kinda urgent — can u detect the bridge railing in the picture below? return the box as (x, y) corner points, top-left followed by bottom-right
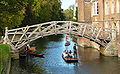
(4, 21), (117, 50)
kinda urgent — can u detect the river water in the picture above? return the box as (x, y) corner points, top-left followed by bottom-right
(10, 35), (120, 74)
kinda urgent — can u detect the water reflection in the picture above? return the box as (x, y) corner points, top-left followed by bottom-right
(30, 35), (78, 74)
(30, 35), (64, 53)
(78, 47), (100, 62)
(10, 35), (120, 74)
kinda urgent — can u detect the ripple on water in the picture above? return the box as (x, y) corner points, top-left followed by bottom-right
(10, 35), (120, 74)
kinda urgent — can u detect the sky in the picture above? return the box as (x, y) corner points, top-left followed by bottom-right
(61, 0), (75, 9)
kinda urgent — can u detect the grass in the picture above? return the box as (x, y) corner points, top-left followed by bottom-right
(0, 44), (10, 73)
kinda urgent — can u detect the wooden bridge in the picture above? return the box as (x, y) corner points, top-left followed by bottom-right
(3, 21), (117, 50)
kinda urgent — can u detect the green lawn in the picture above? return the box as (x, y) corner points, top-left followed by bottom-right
(0, 44), (10, 73)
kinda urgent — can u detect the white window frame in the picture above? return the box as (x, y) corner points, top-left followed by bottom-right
(92, 1), (99, 16)
(111, 1), (114, 14)
(105, 2), (109, 15)
(116, 0), (120, 13)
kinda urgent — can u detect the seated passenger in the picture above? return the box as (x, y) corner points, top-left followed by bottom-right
(68, 50), (74, 58)
(63, 52), (69, 58)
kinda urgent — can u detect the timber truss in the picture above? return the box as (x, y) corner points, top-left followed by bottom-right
(4, 21), (117, 50)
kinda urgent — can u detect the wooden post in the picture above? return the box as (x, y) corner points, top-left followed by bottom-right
(3, 27), (8, 44)
(111, 28), (117, 40)
(3, 27), (19, 59)
(69, 21), (72, 34)
(82, 25), (87, 36)
(96, 27), (102, 40)
(54, 21), (57, 35)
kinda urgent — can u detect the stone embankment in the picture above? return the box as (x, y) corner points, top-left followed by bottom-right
(74, 36), (118, 57)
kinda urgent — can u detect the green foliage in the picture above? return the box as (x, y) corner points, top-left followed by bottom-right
(22, 0), (65, 26)
(0, 0), (65, 29)
(33, 0), (64, 23)
(63, 5), (74, 21)
(69, 18), (77, 22)
(0, 0), (25, 29)
(0, 44), (10, 73)
(68, 5), (74, 10)
(63, 9), (73, 21)
(0, 44), (9, 57)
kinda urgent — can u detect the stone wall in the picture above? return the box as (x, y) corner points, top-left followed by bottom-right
(78, 0), (91, 22)
(104, 40), (118, 56)
(77, 37), (100, 50)
(75, 36), (118, 57)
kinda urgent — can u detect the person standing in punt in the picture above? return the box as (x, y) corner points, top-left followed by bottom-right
(73, 44), (78, 58)
(66, 36), (69, 41)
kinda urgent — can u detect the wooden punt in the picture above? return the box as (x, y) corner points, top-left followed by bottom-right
(62, 53), (78, 63)
(27, 47), (44, 57)
(29, 51), (44, 57)
(65, 41), (70, 46)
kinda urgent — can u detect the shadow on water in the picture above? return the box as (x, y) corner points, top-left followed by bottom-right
(30, 34), (64, 53)
(78, 47), (100, 62)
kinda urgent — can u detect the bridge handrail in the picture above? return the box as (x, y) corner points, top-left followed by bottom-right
(7, 21), (117, 32)
(8, 21), (73, 32)
(7, 21), (55, 32)
(4, 21), (117, 50)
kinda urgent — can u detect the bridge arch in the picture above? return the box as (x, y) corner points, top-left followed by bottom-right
(4, 21), (117, 50)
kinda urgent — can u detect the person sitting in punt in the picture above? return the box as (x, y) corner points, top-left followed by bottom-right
(27, 44), (36, 52)
(64, 50), (68, 53)
(68, 50), (74, 58)
(27, 44), (30, 49)
(63, 50), (69, 58)
(63, 52), (69, 58)
(20, 47), (27, 55)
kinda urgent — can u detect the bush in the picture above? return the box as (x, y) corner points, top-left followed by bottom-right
(0, 44), (10, 73)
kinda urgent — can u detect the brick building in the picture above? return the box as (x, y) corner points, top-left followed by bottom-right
(76, 0), (120, 28)
(77, 0), (91, 23)
(73, 0), (78, 20)
(91, 0), (120, 28)
(76, 0), (120, 57)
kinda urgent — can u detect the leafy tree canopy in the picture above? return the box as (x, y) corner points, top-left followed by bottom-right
(0, 0), (65, 30)
(63, 5), (74, 21)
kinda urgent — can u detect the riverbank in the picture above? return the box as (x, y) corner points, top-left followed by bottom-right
(0, 44), (11, 74)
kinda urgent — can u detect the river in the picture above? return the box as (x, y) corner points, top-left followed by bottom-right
(10, 34), (120, 74)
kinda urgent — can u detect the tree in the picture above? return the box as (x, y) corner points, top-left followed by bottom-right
(63, 5), (75, 21)
(0, 0), (25, 29)
(31, 0), (65, 23)
(0, 0), (65, 30)
(69, 5), (74, 11)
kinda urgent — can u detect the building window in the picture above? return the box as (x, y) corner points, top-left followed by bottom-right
(116, 0), (120, 13)
(105, 2), (109, 15)
(111, 2), (114, 14)
(92, 1), (99, 16)
(97, 2), (99, 14)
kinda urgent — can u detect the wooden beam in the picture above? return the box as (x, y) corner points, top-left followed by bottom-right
(11, 30), (17, 42)
(96, 27), (102, 40)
